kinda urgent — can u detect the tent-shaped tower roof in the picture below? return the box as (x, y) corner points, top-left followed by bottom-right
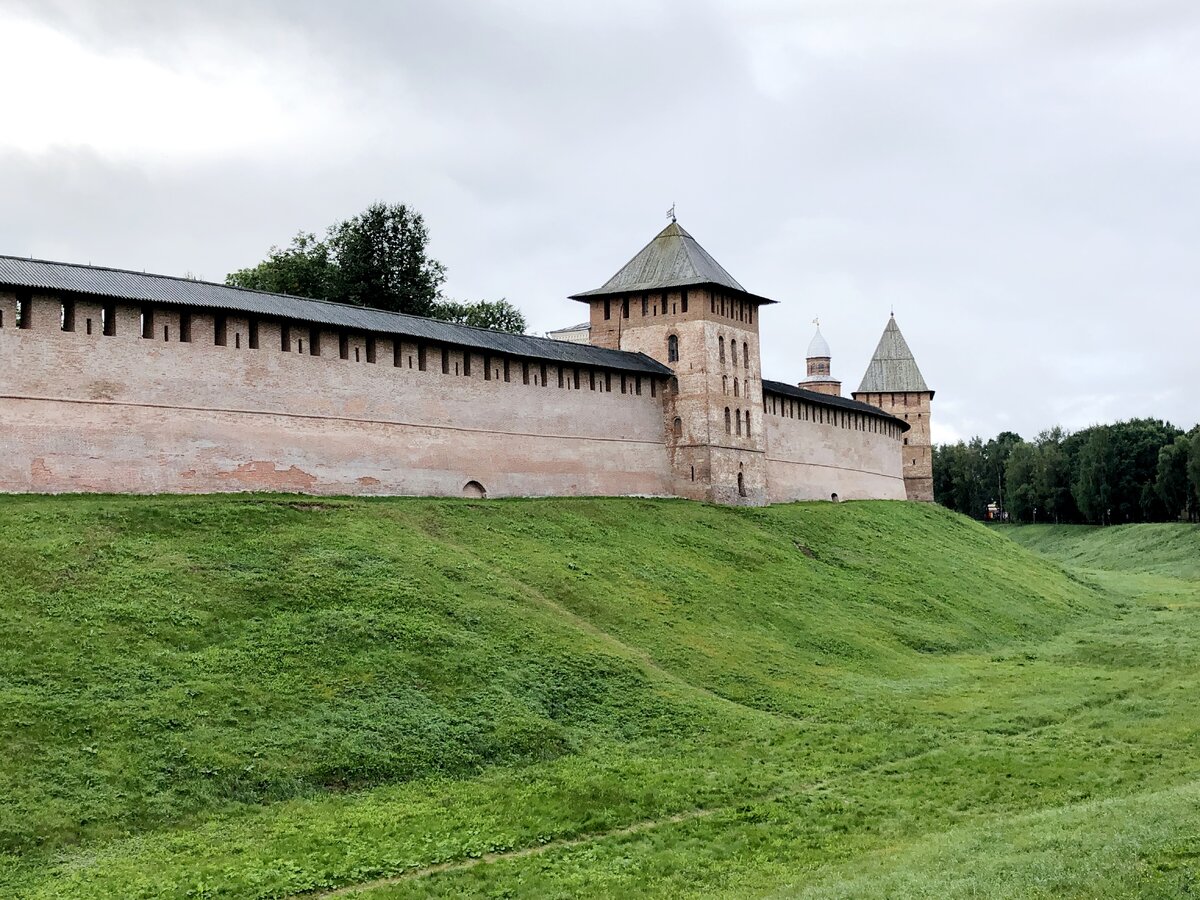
(570, 221), (775, 304)
(856, 315), (933, 396)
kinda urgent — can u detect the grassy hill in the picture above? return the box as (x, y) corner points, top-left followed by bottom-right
(0, 497), (1195, 898)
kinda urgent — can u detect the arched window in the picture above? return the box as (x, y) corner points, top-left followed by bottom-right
(736, 408), (743, 436)
(737, 471), (746, 497)
(744, 346), (750, 370)
(745, 410), (751, 436)
(718, 335), (725, 363)
(723, 375), (728, 394)
(667, 334), (679, 362)
(731, 341), (738, 367)
(725, 407), (731, 434)
(733, 377), (739, 398)
(673, 417), (683, 438)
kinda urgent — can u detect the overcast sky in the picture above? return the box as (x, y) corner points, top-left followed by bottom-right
(3, 0), (1197, 443)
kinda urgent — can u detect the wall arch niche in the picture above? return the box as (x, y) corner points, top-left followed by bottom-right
(462, 480), (487, 498)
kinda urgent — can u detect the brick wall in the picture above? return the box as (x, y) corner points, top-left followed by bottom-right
(0, 291), (673, 498)
(762, 391), (907, 502)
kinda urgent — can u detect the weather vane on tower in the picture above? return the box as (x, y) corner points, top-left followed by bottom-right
(666, 203), (676, 223)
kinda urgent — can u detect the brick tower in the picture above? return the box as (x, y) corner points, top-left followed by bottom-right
(798, 322), (841, 396)
(851, 315), (934, 501)
(571, 220), (777, 505)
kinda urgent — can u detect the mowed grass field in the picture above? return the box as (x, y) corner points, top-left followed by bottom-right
(0, 496), (1196, 898)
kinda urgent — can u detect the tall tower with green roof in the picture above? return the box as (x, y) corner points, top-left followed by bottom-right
(570, 220), (777, 505)
(852, 315), (934, 501)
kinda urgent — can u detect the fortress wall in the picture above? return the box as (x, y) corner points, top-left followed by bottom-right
(0, 292), (673, 497)
(763, 391), (907, 503)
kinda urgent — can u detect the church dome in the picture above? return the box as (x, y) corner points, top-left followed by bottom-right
(807, 326), (830, 359)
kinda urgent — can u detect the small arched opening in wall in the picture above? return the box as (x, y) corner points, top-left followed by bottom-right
(831, 492), (839, 503)
(672, 417), (683, 439)
(738, 463), (747, 498)
(462, 480), (487, 499)
(667, 334), (679, 362)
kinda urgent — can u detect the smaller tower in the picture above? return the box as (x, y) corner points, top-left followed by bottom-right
(799, 321), (841, 396)
(852, 315), (934, 502)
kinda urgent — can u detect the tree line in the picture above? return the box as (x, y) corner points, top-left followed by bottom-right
(226, 202), (526, 334)
(934, 420), (1200, 524)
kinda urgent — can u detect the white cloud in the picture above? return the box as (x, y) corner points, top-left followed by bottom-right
(0, 13), (356, 161)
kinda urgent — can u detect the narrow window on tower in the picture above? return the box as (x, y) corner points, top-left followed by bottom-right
(680, 290), (688, 313)
(102, 303), (116, 336)
(540, 363), (547, 386)
(15, 291), (31, 329)
(309, 327), (321, 356)
(622, 297), (629, 318)
(635, 375), (642, 396)
(60, 299), (76, 332)
(140, 307), (153, 339)
(731, 341), (737, 367)
(249, 319), (260, 349)
(650, 378), (656, 397)
(573, 368), (580, 389)
(443, 347), (451, 374)
(393, 340), (403, 367)
(667, 334), (679, 362)
(673, 417), (682, 438)
(214, 315), (227, 346)
(463, 352), (471, 376)
(641, 296), (648, 316)
(745, 410), (751, 436)
(589, 370), (595, 391)
(366, 337), (376, 363)
(484, 354), (492, 381)
(521, 360), (529, 384)
(725, 407), (731, 434)
(504, 358), (511, 383)
(604, 299), (611, 320)
(339, 332), (349, 360)
(280, 322), (290, 351)
(417, 343), (427, 371)
(719, 335), (725, 363)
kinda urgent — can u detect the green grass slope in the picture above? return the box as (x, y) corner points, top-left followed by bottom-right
(1000, 522), (1200, 579)
(0, 497), (1196, 898)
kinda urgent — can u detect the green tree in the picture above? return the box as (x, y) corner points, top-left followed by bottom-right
(225, 231), (331, 298)
(1032, 428), (1076, 523)
(1189, 429), (1200, 521)
(1004, 441), (1038, 522)
(1073, 427), (1116, 524)
(226, 203), (482, 323)
(431, 298), (527, 334)
(327, 202), (445, 317)
(1155, 438), (1192, 521)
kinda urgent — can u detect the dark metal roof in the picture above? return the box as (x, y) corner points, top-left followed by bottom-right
(569, 221), (777, 305)
(0, 254), (673, 376)
(855, 315), (932, 396)
(762, 379), (911, 432)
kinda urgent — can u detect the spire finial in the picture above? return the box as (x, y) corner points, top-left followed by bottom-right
(812, 316), (820, 328)
(666, 203), (676, 223)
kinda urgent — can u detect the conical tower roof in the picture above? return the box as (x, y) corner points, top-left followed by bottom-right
(856, 315), (932, 395)
(807, 325), (830, 358)
(570, 221), (775, 304)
